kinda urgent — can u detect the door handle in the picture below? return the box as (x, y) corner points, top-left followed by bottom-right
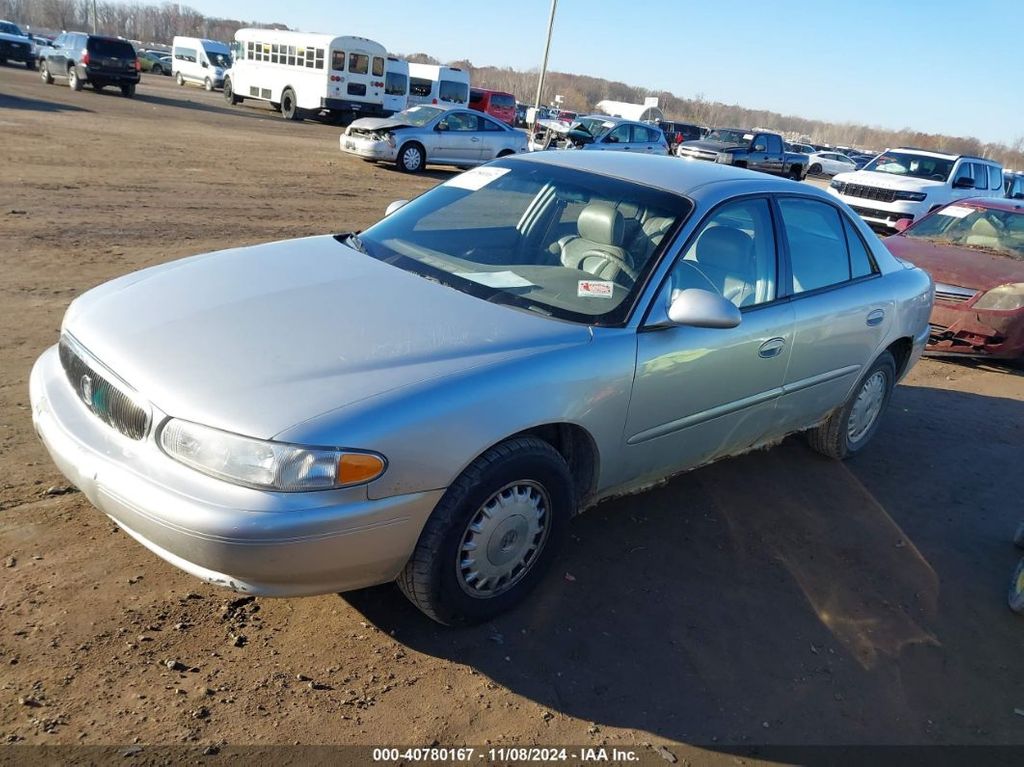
(758, 337), (786, 358)
(866, 309), (885, 326)
(470, 137), (480, 142)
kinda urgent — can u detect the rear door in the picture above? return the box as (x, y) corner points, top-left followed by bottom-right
(88, 37), (136, 77)
(47, 33), (69, 72)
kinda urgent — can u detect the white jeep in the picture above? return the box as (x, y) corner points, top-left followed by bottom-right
(827, 148), (1004, 233)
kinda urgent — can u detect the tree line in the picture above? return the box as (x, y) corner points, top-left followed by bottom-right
(5, 0), (1021, 168)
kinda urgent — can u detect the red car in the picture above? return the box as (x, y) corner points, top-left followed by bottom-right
(884, 197), (1024, 359)
(468, 88), (516, 126)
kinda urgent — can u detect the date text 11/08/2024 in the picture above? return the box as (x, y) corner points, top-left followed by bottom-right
(372, 747), (642, 762)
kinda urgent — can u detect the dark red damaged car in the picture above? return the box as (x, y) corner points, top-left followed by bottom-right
(884, 197), (1024, 359)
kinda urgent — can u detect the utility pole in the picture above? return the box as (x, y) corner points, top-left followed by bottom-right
(532, 0), (558, 130)
(91, 0), (98, 33)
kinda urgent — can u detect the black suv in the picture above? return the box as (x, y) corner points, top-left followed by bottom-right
(40, 33), (140, 97)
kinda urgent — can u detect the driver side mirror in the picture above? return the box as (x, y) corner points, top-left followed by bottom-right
(605, 134), (618, 143)
(201, 60), (209, 68)
(953, 176), (974, 189)
(385, 199), (408, 217)
(667, 289), (742, 329)
(752, 143), (766, 152)
(435, 121), (448, 132)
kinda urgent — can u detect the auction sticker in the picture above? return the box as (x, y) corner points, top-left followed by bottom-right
(937, 204), (975, 218)
(445, 167), (511, 191)
(578, 280), (615, 298)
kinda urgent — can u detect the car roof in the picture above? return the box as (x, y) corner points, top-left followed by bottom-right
(891, 146), (1000, 164)
(950, 197), (1024, 214)
(507, 151), (826, 201)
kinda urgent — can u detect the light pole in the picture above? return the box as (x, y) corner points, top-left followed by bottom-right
(532, 0), (558, 131)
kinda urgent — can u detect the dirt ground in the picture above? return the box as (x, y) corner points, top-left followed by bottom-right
(2, 65), (1023, 761)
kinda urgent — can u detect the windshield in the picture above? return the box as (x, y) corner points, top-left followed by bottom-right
(204, 48), (231, 68)
(863, 151), (954, 181)
(394, 105), (444, 125)
(0, 21), (24, 36)
(353, 160), (693, 325)
(705, 129), (749, 144)
(905, 203), (1024, 260)
(573, 117), (613, 137)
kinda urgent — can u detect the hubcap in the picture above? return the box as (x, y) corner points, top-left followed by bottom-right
(456, 481), (550, 598)
(403, 147), (421, 170)
(847, 370), (886, 444)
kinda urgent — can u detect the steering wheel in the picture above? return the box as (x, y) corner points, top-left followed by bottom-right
(583, 251), (639, 285)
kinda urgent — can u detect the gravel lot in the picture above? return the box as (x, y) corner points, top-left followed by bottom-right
(2, 64), (1023, 760)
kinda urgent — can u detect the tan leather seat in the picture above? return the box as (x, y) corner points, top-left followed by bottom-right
(964, 217), (1002, 249)
(693, 226), (757, 306)
(559, 203), (633, 282)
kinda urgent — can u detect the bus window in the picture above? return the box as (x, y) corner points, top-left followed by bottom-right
(372, 56), (384, 77)
(349, 53), (368, 75)
(331, 50), (345, 71)
(410, 77), (431, 97)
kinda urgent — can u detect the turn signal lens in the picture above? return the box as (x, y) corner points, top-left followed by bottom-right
(338, 453), (386, 485)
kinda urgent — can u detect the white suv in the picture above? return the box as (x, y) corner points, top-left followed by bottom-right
(827, 148), (1004, 233)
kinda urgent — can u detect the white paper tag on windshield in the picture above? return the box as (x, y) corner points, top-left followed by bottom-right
(937, 205), (974, 218)
(445, 166), (511, 191)
(459, 271), (533, 288)
(578, 280), (615, 298)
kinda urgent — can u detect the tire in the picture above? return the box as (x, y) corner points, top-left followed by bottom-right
(68, 66), (82, 91)
(398, 142), (425, 173)
(93, 82), (105, 91)
(223, 77), (240, 105)
(280, 88), (301, 120)
(1009, 559), (1024, 615)
(152, 64), (162, 75)
(120, 83), (135, 98)
(397, 436), (574, 625)
(807, 351), (896, 460)
(789, 165), (803, 181)
(40, 61), (53, 84)
(1014, 521), (1024, 549)
(176, 72), (184, 86)
(497, 149), (515, 158)
(204, 77), (213, 91)
(809, 163), (822, 175)
(25, 58), (35, 70)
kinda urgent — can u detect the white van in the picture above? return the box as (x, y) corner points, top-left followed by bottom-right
(172, 36), (231, 91)
(407, 63), (470, 107)
(383, 57), (408, 115)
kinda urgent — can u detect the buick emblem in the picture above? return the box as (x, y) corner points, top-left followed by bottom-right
(80, 374), (93, 404)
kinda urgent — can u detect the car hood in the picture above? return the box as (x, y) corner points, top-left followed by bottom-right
(0, 32), (30, 44)
(884, 235), (1024, 291)
(833, 170), (947, 192)
(680, 139), (743, 152)
(63, 236), (592, 439)
(349, 116), (415, 132)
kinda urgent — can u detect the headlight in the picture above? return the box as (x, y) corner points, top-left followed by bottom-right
(829, 179), (845, 191)
(893, 191), (927, 202)
(159, 419), (386, 491)
(972, 283), (1024, 312)
(716, 152), (733, 165)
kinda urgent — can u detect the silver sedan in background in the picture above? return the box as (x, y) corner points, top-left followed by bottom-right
(30, 153), (932, 625)
(341, 105), (528, 172)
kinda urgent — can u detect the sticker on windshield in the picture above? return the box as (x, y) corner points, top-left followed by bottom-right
(445, 166), (511, 191)
(937, 205), (974, 218)
(577, 280), (615, 298)
(459, 271), (533, 288)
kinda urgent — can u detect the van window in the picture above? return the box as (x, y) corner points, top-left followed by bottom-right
(174, 46), (197, 63)
(439, 79), (468, 103)
(385, 72), (407, 95)
(492, 93), (515, 109)
(372, 56), (384, 77)
(331, 50), (345, 71)
(409, 77), (432, 97)
(348, 53), (368, 74)
(469, 89), (484, 105)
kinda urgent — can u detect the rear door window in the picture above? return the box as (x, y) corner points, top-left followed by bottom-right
(778, 197), (855, 293)
(89, 38), (135, 58)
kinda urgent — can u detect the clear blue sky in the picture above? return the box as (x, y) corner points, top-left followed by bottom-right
(198, 0), (1022, 146)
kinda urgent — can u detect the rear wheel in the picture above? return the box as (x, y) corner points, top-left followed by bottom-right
(68, 66), (82, 91)
(120, 83), (135, 98)
(809, 163), (822, 175)
(398, 142), (425, 173)
(40, 61), (53, 84)
(1009, 559), (1024, 614)
(152, 64), (163, 75)
(807, 351), (896, 460)
(204, 76), (213, 91)
(280, 88), (301, 120)
(25, 58), (35, 70)
(397, 437), (574, 625)
(176, 72), (184, 86)
(789, 164), (803, 181)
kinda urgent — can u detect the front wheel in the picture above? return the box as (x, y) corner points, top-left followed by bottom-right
(176, 72), (184, 86)
(398, 142), (425, 173)
(204, 77), (213, 91)
(223, 77), (240, 105)
(280, 88), (301, 120)
(397, 437), (574, 625)
(807, 351), (896, 460)
(40, 61), (53, 84)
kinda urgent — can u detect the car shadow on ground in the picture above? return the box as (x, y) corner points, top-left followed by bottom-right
(343, 384), (1024, 747)
(0, 92), (92, 113)
(131, 91), (287, 122)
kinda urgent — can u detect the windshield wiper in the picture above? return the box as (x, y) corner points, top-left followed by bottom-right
(341, 232), (368, 254)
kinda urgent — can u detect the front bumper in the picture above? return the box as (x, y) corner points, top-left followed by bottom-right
(29, 345), (442, 596)
(340, 134), (396, 161)
(827, 187), (925, 232)
(927, 303), (1024, 359)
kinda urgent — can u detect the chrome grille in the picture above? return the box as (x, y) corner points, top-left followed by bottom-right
(933, 282), (977, 304)
(837, 183), (897, 203)
(58, 336), (151, 440)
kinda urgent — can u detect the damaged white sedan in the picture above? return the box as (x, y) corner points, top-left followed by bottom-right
(340, 104), (528, 172)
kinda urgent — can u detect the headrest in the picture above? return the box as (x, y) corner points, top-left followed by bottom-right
(696, 226), (754, 270)
(578, 203), (624, 246)
(617, 201), (641, 220)
(970, 217), (998, 237)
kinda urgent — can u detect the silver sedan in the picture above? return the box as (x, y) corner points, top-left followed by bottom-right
(30, 153), (933, 625)
(341, 105), (528, 172)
